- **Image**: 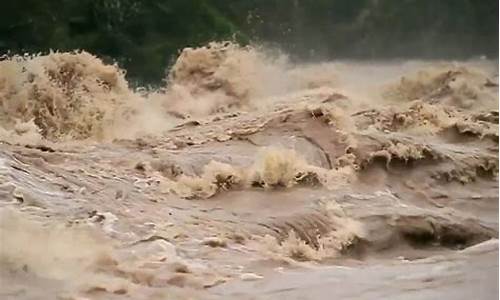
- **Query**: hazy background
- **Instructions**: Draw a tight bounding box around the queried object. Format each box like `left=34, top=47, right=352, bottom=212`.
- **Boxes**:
left=2, top=0, right=498, bottom=84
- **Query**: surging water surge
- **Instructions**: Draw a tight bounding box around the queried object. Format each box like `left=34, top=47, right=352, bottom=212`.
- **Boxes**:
left=0, top=42, right=498, bottom=300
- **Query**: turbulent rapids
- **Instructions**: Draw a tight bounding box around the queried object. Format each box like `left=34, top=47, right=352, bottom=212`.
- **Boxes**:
left=0, top=42, right=498, bottom=300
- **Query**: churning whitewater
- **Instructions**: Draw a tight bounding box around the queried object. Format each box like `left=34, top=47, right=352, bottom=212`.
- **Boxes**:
left=0, top=42, right=498, bottom=300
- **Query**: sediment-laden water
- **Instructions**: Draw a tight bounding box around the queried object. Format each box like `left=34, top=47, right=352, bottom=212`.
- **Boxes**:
left=0, top=42, right=498, bottom=300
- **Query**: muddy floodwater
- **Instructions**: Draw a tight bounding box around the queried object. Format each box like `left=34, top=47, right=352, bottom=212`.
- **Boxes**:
left=0, top=43, right=498, bottom=299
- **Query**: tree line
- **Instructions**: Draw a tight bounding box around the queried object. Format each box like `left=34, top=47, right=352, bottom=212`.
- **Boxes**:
left=1, top=0, right=497, bottom=84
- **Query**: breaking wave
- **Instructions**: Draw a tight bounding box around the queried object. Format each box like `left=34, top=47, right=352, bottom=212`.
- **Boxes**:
left=0, top=43, right=496, bottom=145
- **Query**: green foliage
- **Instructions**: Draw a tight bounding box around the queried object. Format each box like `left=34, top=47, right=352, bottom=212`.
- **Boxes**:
left=1, top=0, right=497, bottom=84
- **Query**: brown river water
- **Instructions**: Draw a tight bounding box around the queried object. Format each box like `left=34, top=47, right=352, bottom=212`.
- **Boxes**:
left=0, top=42, right=498, bottom=299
